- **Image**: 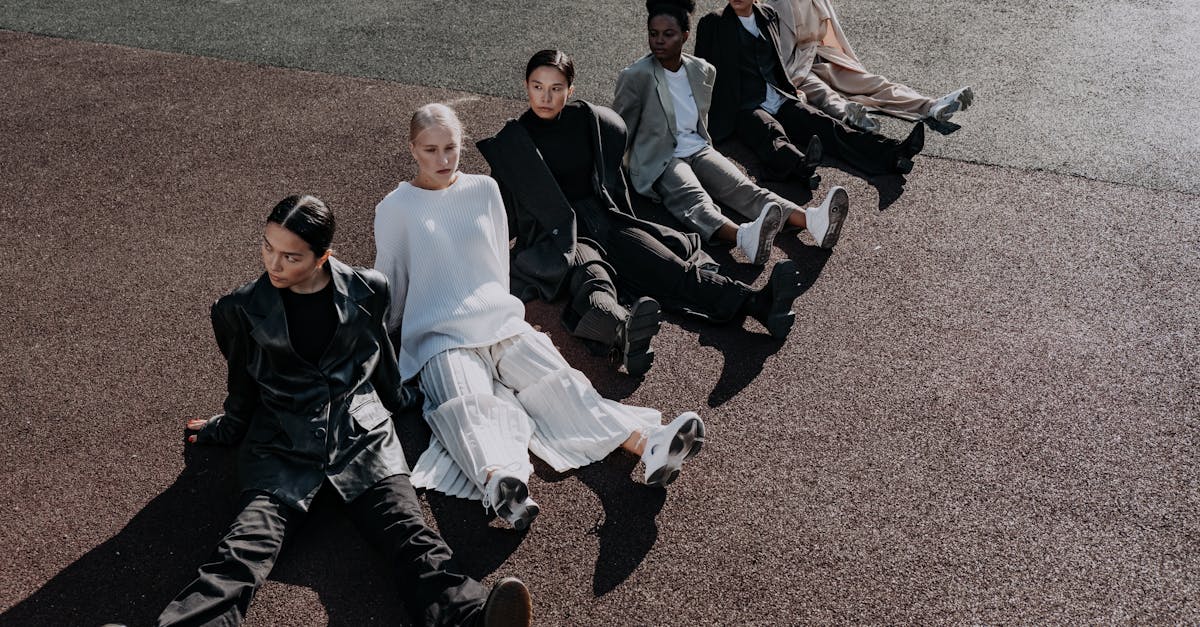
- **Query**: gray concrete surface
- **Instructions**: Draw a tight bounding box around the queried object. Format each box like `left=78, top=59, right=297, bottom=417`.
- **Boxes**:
left=1, top=1, right=1198, bottom=193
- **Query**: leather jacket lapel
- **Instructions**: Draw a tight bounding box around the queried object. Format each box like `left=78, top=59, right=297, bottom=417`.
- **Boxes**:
left=245, top=274, right=298, bottom=360
left=317, top=258, right=369, bottom=371
left=244, top=260, right=368, bottom=372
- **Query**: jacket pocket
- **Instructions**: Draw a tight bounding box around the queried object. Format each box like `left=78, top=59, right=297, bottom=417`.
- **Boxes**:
left=348, top=390, right=391, bottom=432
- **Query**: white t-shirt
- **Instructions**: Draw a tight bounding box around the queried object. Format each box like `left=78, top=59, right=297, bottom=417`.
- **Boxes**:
left=373, top=173, right=532, bottom=379
left=664, top=65, right=709, bottom=158
left=738, top=13, right=788, bottom=115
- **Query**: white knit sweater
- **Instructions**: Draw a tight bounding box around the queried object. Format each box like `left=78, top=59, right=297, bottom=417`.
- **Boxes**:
left=373, top=173, right=532, bottom=379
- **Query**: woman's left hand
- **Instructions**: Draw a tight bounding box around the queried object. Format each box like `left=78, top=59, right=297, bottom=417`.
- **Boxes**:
left=185, top=417, right=209, bottom=444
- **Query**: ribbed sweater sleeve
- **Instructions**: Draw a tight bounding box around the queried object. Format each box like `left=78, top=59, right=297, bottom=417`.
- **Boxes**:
left=373, top=194, right=409, bottom=336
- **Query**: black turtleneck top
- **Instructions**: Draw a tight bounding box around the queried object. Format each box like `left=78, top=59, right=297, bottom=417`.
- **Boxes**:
left=280, top=277, right=337, bottom=365
left=519, top=102, right=596, bottom=202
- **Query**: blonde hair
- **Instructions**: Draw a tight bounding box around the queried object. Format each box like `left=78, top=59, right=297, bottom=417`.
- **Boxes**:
left=409, top=103, right=463, bottom=144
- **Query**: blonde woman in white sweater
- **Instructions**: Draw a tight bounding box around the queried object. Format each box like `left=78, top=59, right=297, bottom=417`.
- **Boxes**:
left=373, top=103, right=705, bottom=530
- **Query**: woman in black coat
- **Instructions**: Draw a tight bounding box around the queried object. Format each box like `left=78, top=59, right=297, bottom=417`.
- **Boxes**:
left=477, top=50, right=804, bottom=377
left=160, top=195, right=531, bottom=627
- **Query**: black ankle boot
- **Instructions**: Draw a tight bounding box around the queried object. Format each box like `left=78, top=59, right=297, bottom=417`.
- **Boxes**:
left=615, top=297, right=660, bottom=377
left=744, top=261, right=801, bottom=339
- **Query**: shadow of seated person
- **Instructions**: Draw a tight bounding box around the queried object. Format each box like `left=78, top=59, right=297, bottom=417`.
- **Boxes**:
left=0, top=444, right=237, bottom=627
left=262, top=487, right=413, bottom=626
left=401, top=365, right=667, bottom=595
left=573, top=453, right=667, bottom=596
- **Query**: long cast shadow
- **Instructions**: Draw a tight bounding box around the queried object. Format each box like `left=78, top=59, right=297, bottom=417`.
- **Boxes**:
left=659, top=239, right=829, bottom=408
left=0, top=445, right=238, bottom=627
left=404, top=420, right=668, bottom=599
left=2, top=420, right=498, bottom=627
left=573, top=455, right=667, bottom=596
left=533, top=454, right=667, bottom=597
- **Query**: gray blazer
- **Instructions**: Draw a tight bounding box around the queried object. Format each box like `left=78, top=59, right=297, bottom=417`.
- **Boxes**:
left=612, top=52, right=717, bottom=200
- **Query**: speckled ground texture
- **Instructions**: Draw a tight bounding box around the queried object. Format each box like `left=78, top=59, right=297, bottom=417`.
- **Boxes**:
left=0, top=1, right=1197, bottom=625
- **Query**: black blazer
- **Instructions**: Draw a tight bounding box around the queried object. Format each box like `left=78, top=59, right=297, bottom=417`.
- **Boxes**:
left=477, top=100, right=710, bottom=302
left=695, top=3, right=799, bottom=142
left=196, top=257, right=414, bottom=510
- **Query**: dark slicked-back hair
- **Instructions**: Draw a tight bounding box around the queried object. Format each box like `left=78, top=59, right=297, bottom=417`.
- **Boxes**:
left=647, top=0, right=696, bottom=32
left=525, top=49, right=576, bottom=86
left=266, top=194, right=335, bottom=257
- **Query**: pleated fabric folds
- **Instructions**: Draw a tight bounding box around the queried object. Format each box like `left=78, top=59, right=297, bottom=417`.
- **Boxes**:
left=410, top=331, right=660, bottom=502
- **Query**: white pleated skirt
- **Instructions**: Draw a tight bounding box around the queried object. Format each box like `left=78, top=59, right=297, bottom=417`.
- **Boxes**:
left=409, top=331, right=660, bottom=501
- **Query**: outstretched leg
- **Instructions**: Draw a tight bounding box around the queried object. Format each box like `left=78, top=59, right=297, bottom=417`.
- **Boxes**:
left=602, top=226, right=751, bottom=321
left=493, top=331, right=704, bottom=486
left=345, top=474, right=495, bottom=626
left=677, top=146, right=802, bottom=264
left=774, top=100, right=921, bottom=175
left=417, top=347, right=539, bottom=528
left=158, top=491, right=300, bottom=627
left=734, top=108, right=823, bottom=186
left=562, top=243, right=660, bottom=376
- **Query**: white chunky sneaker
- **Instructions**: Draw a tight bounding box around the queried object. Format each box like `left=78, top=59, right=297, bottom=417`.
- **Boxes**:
left=736, top=201, right=785, bottom=265
left=928, top=86, right=975, bottom=122
left=641, top=412, right=706, bottom=487
left=804, top=186, right=849, bottom=249
left=485, top=475, right=540, bottom=531
left=844, top=102, right=880, bottom=133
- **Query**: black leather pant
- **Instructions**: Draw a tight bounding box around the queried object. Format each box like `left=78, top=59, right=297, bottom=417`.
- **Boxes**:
left=736, top=100, right=904, bottom=177
left=157, top=475, right=487, bottom=627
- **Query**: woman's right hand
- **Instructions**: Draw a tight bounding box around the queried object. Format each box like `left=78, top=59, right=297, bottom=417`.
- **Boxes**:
left=185, top=418, right=209, bottom=444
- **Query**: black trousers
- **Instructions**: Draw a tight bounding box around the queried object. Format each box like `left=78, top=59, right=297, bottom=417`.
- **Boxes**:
left=559, top=196, right=750, bottom=345
left=563, top=241, right=627, bottom=346
left=736, top=100, right=903, bottom=177
left=602, top=225, right=748, bottom=321
left=157, top=475, right=487, bottom=627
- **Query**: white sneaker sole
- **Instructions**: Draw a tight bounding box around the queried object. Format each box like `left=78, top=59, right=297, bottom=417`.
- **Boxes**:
left=645, top=413, right=706, bottom=487
left=748, top=202, right=785, bottom=265
left=493, top=476, right=540, bottom=531
left=818, top=187, right=849, bottom=249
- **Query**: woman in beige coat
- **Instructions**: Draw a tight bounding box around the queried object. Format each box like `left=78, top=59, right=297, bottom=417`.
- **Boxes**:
left=767, top=0, right=974, bottom=132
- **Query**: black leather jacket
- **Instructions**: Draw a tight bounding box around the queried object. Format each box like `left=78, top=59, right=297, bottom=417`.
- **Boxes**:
left=196, top=258, right=415, bottom=510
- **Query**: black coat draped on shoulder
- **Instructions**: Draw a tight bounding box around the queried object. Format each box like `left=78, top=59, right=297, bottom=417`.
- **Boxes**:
left=695, top=3, right=797, bottom=142
left=477, top=100, right=712, bottom=302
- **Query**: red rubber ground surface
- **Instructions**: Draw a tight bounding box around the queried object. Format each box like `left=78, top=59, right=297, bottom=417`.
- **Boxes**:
left=1, top=31, right=1196, bottom=625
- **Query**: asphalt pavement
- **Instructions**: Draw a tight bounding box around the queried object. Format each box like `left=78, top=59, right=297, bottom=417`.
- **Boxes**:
left=0, top=1, right=1196, bottom=625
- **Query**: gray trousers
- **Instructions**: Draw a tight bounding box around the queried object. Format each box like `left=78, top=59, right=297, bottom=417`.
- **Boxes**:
left=651, top=145, right=802, bottom=242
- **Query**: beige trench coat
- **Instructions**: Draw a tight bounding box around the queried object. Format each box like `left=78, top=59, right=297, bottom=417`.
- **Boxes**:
left=767, top=0, right=934, bottom=121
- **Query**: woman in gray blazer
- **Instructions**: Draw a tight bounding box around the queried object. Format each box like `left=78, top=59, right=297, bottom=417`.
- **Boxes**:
left=614, top=0, right=850, bottom=265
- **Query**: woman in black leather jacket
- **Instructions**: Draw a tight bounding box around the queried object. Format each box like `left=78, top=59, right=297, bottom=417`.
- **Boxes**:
left=158, top=195, right=531, bottom=627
